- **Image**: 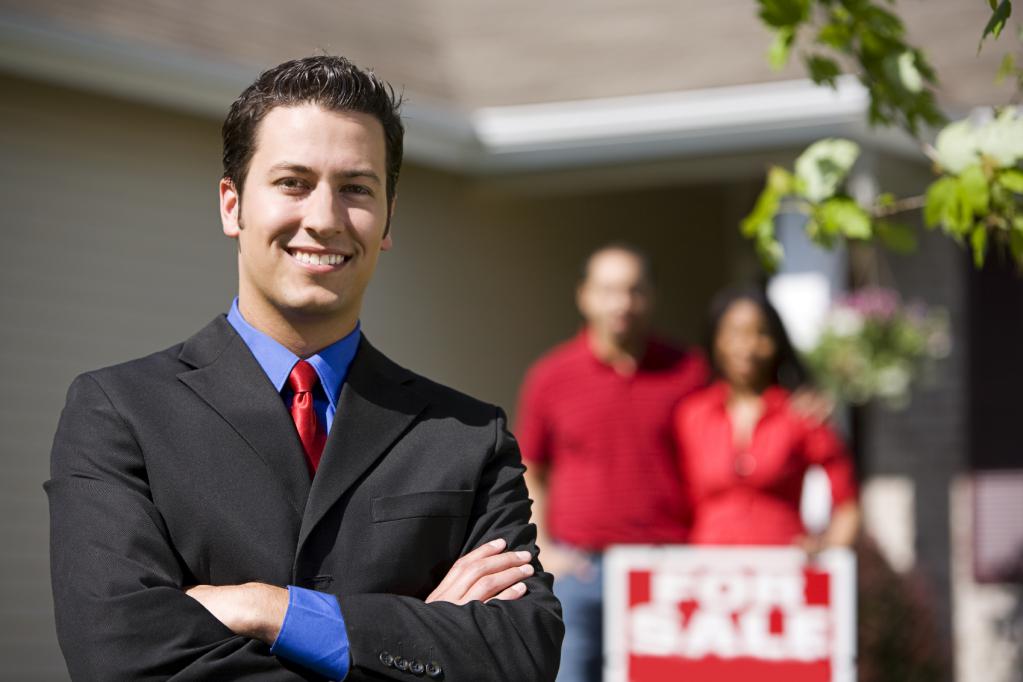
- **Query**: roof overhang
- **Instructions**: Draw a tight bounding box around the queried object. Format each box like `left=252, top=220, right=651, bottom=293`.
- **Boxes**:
left=0, top=12, right=925, bottom=176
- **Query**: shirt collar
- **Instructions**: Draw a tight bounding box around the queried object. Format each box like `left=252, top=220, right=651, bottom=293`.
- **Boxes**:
left=226, top=297, right=361, bottom=410
left=578, top=327, right=656, bottom=372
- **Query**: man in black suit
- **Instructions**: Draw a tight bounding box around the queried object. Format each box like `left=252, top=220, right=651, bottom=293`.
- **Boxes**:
left=46, top=55, right=563, bottom=680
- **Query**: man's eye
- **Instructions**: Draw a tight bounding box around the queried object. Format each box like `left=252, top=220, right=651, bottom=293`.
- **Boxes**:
left=343, top=184, right=373, bottom=196
left=276, top=178, right=307, bottom=190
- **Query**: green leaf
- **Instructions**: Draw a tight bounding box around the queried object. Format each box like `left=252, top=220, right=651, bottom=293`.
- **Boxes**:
left=925, top=177, right=958, bottom=229
left=859, top=5, right=905, bottom=42
left=741, top=166, right=800, bottom=271
left=980, top=0, right=1012, bottom=51
left=998, top=168, right=1023, bottom=193
left=896, top=51, right=924, bottom=93
left=927, top=166, right=987, bottom=237
left=741, top=195, right=777, bottom=239
left=758, top=0, right=811, bottom=28
left=876, top=221, right=919, bottom=253
left=805, top=55, right=842, bottom=87
left=959, top=164, right=991, bottom=216
left=817, top=197, right=872, bottom=239
left=769, top=27, right=795, bottom=70
left=911, top=49, right=939, bottom=85
left=756, top=235, right=785, bottom=272
left=875, top=192, right=897, bottom=209
left=794, top=138, right=860, bottom=202
left=816, top=22, right=853, bottom=50
left=971, top=226, right=989, bottom=267
left=1010, top=226, right=1023, bottom=264
left=767, top=166, right=795, bottom=194
left=997, top=53, right=1016, bottom=84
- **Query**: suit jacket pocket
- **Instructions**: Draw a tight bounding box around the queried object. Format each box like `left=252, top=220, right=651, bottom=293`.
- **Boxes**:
left=371, top=490, right=475, bottom=522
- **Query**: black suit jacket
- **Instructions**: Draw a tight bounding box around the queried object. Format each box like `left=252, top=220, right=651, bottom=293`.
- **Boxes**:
left=45, top=316, right=563, bottom=680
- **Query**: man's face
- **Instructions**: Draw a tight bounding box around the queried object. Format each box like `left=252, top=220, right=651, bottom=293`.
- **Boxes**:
left=576, top=250, right=654, bottom=344
left=220, top=104, right=393, bottom=327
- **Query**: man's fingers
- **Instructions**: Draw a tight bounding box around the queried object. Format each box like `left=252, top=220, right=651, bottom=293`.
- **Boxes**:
left=426, top=538, right=508, bottom=603
left=444, top=549, right=533, bottom=600
left=464, top=562, right=534, bottom=603
left=425, top=539, right=539, bottom=605
left=484, top=581, right=528, bottom=603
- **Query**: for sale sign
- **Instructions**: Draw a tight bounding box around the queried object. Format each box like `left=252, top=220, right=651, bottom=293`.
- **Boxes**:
left=604, top=546, right=855, bottom=682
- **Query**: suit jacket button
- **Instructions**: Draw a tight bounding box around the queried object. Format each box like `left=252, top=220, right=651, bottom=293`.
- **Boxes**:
left=410, top=660, right=426, bottom=675
left=426, top=661, right=443, bottom=678
left=394, top=656, right=410, bottom=672
left=379, top=651, right=394, bottom=667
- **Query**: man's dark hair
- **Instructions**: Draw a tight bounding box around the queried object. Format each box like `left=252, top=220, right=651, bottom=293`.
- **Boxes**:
left=222, top=55, right=404, bottom=214
left=580, top=242, right=656, bottom=286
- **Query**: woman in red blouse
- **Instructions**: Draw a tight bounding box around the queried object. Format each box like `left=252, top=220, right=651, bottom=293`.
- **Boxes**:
left=674, top=288, right=860, bottom=550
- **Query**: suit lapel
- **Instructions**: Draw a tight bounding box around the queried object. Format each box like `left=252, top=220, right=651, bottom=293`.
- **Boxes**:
left=177, top=317, right=311, bottom=519
left=296, top=338, right=427, bottom=554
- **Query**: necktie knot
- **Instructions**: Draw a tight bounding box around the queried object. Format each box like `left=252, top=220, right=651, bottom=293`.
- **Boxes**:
left=287, top=359, right=326, bottom=476
left=288, top=359, right=319, bottom=394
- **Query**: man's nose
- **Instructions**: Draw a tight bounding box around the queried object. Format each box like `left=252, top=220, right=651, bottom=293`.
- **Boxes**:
left=608, top=297, right=631, bottom=315
left=303, top=184, right=345, bottom=236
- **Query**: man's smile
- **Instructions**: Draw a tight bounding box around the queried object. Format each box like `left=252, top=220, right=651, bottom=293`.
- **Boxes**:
left=285, top=247, right=352, bottom=270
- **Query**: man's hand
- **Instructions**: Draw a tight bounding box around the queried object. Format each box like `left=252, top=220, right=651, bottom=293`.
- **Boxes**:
left=186, top=539, right=535, bottom=642
left=426, top=538, right=534, bottom=605
left=185, top=583, right=289, bottom=644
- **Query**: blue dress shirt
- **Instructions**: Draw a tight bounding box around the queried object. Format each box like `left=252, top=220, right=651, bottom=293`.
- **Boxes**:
left=227, top=298, right=359, bottom=680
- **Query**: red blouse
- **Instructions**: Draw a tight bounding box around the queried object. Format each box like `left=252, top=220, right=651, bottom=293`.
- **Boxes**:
left=673, top=381, right=857, bottom=546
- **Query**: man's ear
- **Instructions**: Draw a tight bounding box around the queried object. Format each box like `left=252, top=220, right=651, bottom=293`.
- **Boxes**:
left=220, top=177, right=241, bottom=238
left=381, top=195, right=397, bottom=251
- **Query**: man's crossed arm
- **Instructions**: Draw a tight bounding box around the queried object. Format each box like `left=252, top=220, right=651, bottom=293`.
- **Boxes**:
left=184, top=537, right=534, bottom=644
left=47, top=374, right=562, bottom=681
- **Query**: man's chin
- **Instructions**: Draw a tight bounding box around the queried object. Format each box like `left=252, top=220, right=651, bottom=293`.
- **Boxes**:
left=278, top=294, right=349, bottom=320
left=608, top=326, right=645, bottom=346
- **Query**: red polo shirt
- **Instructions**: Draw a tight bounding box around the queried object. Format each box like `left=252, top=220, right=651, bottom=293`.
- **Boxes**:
left=674, top=381, right=858, bottom=546
left=515, top=331, right=709, bottom=550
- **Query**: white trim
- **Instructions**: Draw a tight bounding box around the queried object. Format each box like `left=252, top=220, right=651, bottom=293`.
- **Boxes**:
left=473, top=77, right=868, bottom=155
left=0, top=13, right=923, bottom=173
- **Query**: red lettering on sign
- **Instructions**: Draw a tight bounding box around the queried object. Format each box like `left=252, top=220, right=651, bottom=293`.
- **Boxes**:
left=678, top=599, right=699, bottom=627
left=629, top=570, right=651, bottom=607
left=803, top=569, right=830, bottom=606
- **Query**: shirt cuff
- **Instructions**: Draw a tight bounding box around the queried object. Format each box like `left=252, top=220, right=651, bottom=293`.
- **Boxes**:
left=270, top=585, right=350, bottom=680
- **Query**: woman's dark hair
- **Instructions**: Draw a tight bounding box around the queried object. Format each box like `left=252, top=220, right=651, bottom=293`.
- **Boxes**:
left=705, top=286, right=810, bottom=391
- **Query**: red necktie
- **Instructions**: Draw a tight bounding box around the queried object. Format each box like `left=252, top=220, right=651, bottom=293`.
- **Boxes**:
left=288, top=360, right=327, bottom=475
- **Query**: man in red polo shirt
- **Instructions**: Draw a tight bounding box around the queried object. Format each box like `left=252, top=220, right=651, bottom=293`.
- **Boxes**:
left=516, top=243, right=709, bottom=682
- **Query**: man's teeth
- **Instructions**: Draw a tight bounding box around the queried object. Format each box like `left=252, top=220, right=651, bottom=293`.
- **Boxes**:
left=293, top=251, right=347, bottom=266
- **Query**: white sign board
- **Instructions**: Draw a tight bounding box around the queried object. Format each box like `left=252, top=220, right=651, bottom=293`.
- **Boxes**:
left=604, top=546, right=856, bottom=682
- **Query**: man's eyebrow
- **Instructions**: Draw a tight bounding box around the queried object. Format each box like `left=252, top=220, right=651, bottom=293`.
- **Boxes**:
left=269, top=162, right=315, bottom=174
left=336, top=169, right=382, bottom=184
left=269, top=162, right=381, bottom=184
